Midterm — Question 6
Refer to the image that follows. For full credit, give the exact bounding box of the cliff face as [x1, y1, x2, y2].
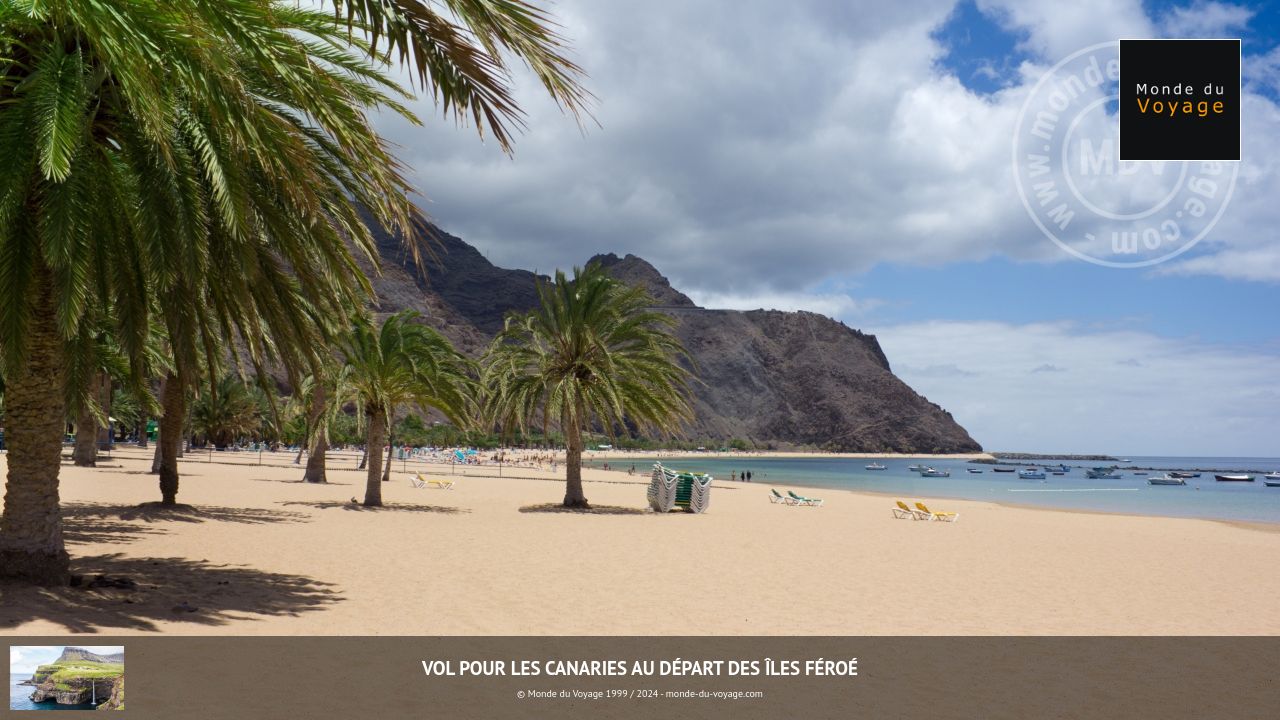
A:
[368, 225, 981, 452]
[29, 675, 118, 706]
[100, 676, 125, 711]
[56, 647, 124, 664]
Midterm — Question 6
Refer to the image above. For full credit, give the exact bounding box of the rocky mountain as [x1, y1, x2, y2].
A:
[55, 647, 124, 664]
[367, 224, 981, 453]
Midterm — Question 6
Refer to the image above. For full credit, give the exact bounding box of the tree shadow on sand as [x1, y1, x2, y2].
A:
[279, 501, 467, 514]
[519, 503, 648, 516]
[63, 502, 311, 526]
[0, 554, 342, 633]
[252, 477, 353, 486]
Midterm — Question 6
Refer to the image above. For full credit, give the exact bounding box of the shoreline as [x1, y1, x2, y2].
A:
[581, 450, 995, 461]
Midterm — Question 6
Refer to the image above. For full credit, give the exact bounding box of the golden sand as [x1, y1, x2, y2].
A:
[2, 446, 1277, 636]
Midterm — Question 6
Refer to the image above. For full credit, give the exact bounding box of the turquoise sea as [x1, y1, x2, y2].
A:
[588, 456, 1280, 524]
[9, 678, 99, 711]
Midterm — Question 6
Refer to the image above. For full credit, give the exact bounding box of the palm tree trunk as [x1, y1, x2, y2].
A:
[72, 408, 97, 467]
[95, 374, 112, 453]
[563, 416, 588, 508]
[136, 414, 149, 448]
[362, 408, 387, 506]
[381, 418, 394, 483]
[0, 263, 70, 585]
[303, 434, 329, 484]
[303, 383, 328, 484]
[157, 372, 186, 506]
[151, 430, 162, 472]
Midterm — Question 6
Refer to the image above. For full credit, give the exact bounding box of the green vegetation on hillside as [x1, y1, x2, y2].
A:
[33, 660, 124, 683]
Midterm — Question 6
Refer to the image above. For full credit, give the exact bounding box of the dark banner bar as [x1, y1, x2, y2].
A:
[4, 637, 1278, 719]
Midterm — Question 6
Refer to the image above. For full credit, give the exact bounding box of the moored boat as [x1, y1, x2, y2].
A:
[907, 464, 924, 472]
[1264, 472, 1280, 481]
[1018, 468, 1046, 479]
[865, 462, 886, 470]
[1264, 478, 1280, 487]
[920, 468, 950, 477]
[1169, 471, 1200, 479]
[1147, 475, 1186, 486]
[967, 468, 983, 474]
[992, 467, 1016, 473]
[1044, 464, 1070, 473]
[1085, 467, 1123, 479]
[1215, 474, 1254, 482]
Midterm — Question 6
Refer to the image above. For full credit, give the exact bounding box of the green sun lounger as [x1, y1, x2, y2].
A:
[787, 490, 823, 507]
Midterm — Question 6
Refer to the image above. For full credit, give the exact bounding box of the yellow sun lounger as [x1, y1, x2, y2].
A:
[893, 500, 918, 519]
[914, 502, 958, 522]
[411, 473, 455, 490]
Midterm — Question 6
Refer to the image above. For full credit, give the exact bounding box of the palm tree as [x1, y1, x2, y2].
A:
[483, 265, 693, 508]
[294, 366, 355, 484]
[0, 0, 587, 585]
[190, 376, 263, 450]
[342, 311, 473, 506]
[0, 3, 405, 583]
[328, 0, 591, 152]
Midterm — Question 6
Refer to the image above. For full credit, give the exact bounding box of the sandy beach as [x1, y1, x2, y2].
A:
[2, 446, 1278, 636]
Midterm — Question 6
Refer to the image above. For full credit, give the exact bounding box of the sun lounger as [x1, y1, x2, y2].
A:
[769, 489, 794, 505]
[413, 473, 455, 490]
[893, 500, 918, 519]
[787, 490, 824, 507]
[914, 502, 958, 522]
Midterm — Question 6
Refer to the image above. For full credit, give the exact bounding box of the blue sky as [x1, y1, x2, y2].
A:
[380, 0, 1280, 455]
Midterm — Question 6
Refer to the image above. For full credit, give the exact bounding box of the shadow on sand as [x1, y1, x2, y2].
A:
[0, 554, 342, 633]
[518, 503, 648, 516]
[63, 502, 312, 526]
[279, 500, 467, 514]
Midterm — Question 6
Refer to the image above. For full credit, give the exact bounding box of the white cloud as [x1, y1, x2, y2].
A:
[685, 289, 883, 318]
[876, 320, 1280, 455]
[375, 0, 1280, 288]
[1160, 1, 1254, 37]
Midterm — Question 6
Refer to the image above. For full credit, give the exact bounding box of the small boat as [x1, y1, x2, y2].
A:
[1051, 472, 1065, 476]
[1264, 472, 1280, 480]
[992, 467, 1016, 473]
[1086, 467, 1123, 479]
[865, 463, 886, 471]
[920, 468, 950, 477]
[1044, 464, 1070, 473]
[967, 468, 983, 474]
[1018, 468, 1046, 479]
[1132, 472, 1147, 476]
[1147, 475, 1186, 486]
[1215, 474, 1254, 482]
[907, 464, 924, 472]
[1263, 478, 1280, 487]
[1169, 471, 1200, 479]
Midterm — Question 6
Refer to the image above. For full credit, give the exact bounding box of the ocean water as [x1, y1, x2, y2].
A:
[9, 678, 98, 711]
[588, 456, 1280, 524]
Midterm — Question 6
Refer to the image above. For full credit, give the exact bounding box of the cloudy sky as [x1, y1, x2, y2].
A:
[9, 646, 123, 676]
[376, 0, 1280, 456]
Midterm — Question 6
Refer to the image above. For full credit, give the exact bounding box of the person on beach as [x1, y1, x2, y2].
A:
[746, 470, 752, 482]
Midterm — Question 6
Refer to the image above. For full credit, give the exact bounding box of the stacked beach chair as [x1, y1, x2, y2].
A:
[648, 463, 712, 513]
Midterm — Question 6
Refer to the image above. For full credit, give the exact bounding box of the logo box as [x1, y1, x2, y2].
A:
[1119, 39, 1241, 161]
